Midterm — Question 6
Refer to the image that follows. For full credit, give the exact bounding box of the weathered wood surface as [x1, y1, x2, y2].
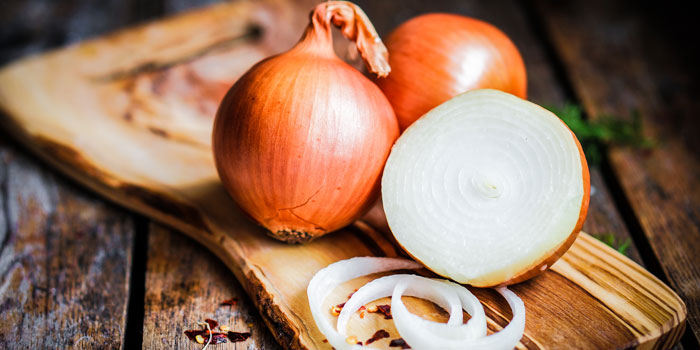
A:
[0, 1, 687, 349]
[0, 140, 134, 349]
[0, 1, 146, 349]
[0, 0, 280, 348]
[143, 223, 279, 349]
[534, 0, 700, 346]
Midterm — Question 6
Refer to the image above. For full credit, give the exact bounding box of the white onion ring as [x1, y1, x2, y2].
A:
[307, 257, 525, 350]
[336, 274, 478, 334]
[392, 281, 524, 350]
[307, 257, 421, 350]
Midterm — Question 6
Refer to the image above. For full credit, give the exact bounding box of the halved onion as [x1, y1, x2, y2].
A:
[382, 89, 590, 287]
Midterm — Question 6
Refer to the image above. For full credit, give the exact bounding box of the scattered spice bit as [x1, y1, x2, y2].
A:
[359, 305, 366, 319]
[389, 338, 410, 349]
[183, 321, 232, 348]
[219, 325, 230, 332]
[205, 318, 219, 330]
[376, 304, 392, 319]
[322, 339, 328, 343]
[184, 329, 204, 341]
[357, 342, 363, 345]
[207, 333, 228, 345]
[367, 305, 378, 313]
[330, 305, 342, 316]
[185, 329, 228, 345]
[227, 331, 252, 343]
[345, 336, 358, 345]
[247, 323, 254, 328]
[220, 298, 239, 306]
[337, 302, 346, 308]
[348, 288, 358, 299]
[197, 321, 214, 349]
[365, 329, 390, 345]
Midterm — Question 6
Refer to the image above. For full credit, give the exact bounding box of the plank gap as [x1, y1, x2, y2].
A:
[521, 1, 696, 348]
[518, 0, 579, 106]
[519, 0, 659, 269]
[123, 215, 150, 350]
[599, 157, 698, 350]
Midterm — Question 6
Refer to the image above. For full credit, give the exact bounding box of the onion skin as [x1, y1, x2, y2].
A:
[213, 2, 398, 243]
[376, 13, 527, 130]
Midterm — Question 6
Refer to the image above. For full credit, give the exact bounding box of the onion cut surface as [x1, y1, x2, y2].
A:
[307, 257, 525, 350]
[382, 89, 590, 287]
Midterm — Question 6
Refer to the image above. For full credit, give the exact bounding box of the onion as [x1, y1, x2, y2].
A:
[392, 283, 524, 350]
[382, 89, 590, 287]
[375, 13, 527, 130]
[307, 257, 525, 350]
[307, 257, 421, 350]
[213, 1, 399, 243]
[337, 275, 486, 339]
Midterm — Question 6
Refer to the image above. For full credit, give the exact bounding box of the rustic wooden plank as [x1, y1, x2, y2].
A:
[534, 0, 700, 345]
[0, 1, 687, 349]
[354, 0, 643, 264]
[142, 223, 279, 349]
[136, 2, 307, 348]
[0, 0, 156, 349]
[0, 141, 134, 349]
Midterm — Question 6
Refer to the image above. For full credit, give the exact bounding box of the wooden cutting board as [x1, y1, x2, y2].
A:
[0, 1, 686, 349]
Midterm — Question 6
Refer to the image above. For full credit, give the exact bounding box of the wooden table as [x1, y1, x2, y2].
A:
[0, 0, 697, 349]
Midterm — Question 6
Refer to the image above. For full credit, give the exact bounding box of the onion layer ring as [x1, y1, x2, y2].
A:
[307, 257, 525, 350]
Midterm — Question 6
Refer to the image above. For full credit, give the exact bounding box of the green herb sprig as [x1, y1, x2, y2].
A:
[545, 104, 655, 164]
[594, 233, 631, 255]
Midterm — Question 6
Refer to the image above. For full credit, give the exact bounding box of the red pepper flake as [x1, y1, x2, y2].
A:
[348, 288, 358, 299]
[205, 318, 219, 330]
[322, 339, 328, 343]
[359, 305, 366, 319]
[227, 331, 252, 342]
[365, 329, 390, 345]
[389, 338, 410, 349]
[209, 333, 228, 344]
[376, 304, 392, 319]
[220, 298, 239, 306]
[337, 302, 346, 308]
[183, 329, 228, 344]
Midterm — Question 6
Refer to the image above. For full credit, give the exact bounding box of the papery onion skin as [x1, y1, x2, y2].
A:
[213, 2, 398, 243]
[376, 13, 527, 130]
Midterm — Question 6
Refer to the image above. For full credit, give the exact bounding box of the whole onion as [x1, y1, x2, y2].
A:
[213, 1, 398, 243]
[376, 13, 527, 130]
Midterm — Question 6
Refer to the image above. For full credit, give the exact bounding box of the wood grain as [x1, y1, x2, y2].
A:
[0, 1, 688, 349]
[534, 0, 700, 344]
[0, 1, 154, 348]
[142, 223, 279, 349]
[0, 141, 134, 349]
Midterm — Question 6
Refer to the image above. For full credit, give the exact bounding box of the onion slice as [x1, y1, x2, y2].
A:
[336, 274, 486, 337]
[307, 257, 525, 350]
[382, 89, 590, 287]
[307, 257, 421, 349]
[392, 282, 524, 350]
